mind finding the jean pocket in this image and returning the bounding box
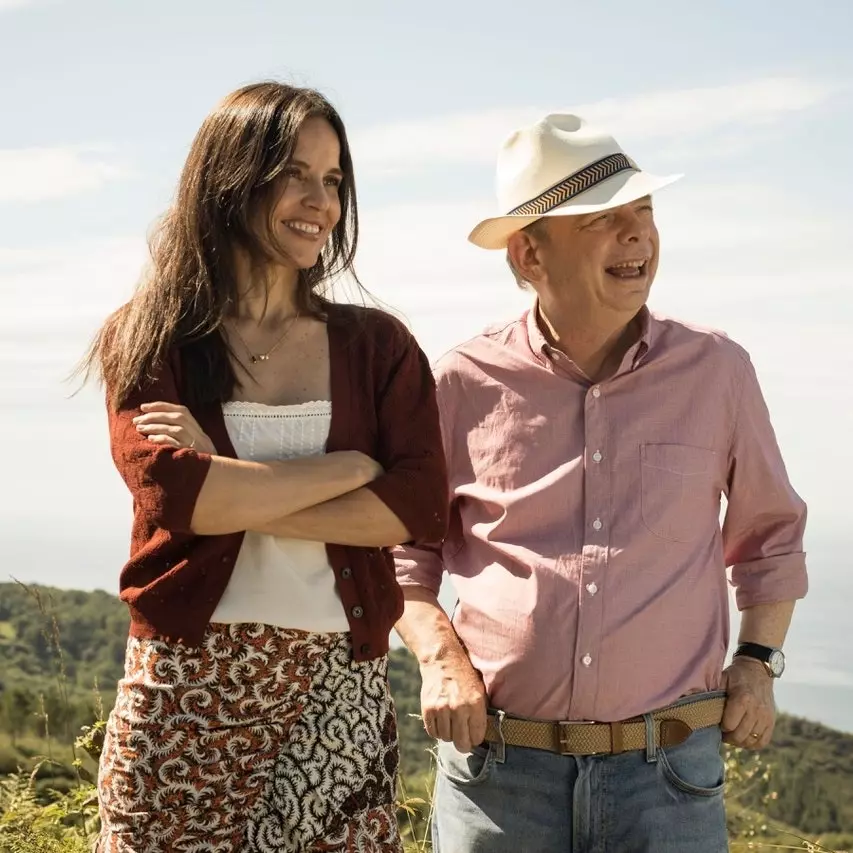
[640,444,717,543]
[657,727,726,799]
[436,740,495,787]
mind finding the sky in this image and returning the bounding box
[1,0,852,730]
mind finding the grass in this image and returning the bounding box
[0,733,54,772]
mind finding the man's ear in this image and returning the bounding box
[506,226,545,287]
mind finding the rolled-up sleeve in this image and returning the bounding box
[363,323,449,546]
[108,355,212,534]
[394,540,446,595]
[723,353,808,609]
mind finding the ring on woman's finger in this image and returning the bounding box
[189,439,196,448]
[750,732,760,739]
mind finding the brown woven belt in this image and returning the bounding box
[483,695,725,756]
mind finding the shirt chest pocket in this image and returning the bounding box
[640,444,718,543]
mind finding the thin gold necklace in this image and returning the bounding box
[230,311,301,364]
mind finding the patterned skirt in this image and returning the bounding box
[95,624,402,852]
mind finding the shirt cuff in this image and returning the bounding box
[393,545,444,596]
[139,446,212,533]
[730,552,808,610]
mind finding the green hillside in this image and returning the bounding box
[1,581,851,851]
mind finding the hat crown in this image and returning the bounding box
[496,114,627,213]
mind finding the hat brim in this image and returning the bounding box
[468,169,683,250]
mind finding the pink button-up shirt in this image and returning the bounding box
[395,305,807,723]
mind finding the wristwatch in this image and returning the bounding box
[733,642,785,678]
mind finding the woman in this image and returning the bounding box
[83,81,448,852]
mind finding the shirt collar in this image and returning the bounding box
[525,300,656,372]
[525,301,551,364]
[632,306,655,368]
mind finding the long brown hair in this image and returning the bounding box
[80,81,360,408]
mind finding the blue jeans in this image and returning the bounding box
[432,711,728,852]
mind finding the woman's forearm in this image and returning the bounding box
[253,488,411,547]
[190,452,377,535]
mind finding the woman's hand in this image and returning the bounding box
[133,402,217,454]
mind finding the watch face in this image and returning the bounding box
[768,650,786,677]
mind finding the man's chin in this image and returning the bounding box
[608,288,651,311]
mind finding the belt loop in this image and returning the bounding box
[493,710,506,764]
[609,721,625,755]
[644,712,657,764]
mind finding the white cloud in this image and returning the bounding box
[578,77,837,137]
[0,147,128,202]
[0,246,45,265]
[0,0,35,8]
[654,182,844,268]
[1,235,146,362]
[350,76,840,173]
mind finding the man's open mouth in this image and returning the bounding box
[605,259,649,279]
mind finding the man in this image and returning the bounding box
[394,113,807,852]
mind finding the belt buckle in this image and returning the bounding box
[556,720,598,755]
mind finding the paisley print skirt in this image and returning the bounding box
[95,624,402,852]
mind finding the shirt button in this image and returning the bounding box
[582,654,593,667]
[591,386,601,398]
[592,450,603,463]
[586,582,598,596]
[592,518,603,531]
[340,567,352,579]
[351,605,364,619]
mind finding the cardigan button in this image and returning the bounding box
[351,605,364,619]
[340,567,352,580]
[360,643,371,655]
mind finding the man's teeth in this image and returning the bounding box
[610,260,646,270]
[287,222,321,235]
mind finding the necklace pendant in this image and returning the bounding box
[234,310,300,367]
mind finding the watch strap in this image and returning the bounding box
[733,642,776,662]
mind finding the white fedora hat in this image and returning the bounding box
[469,113,682,250]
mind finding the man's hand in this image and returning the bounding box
[420,652,488,754]
[721,657,776,749]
